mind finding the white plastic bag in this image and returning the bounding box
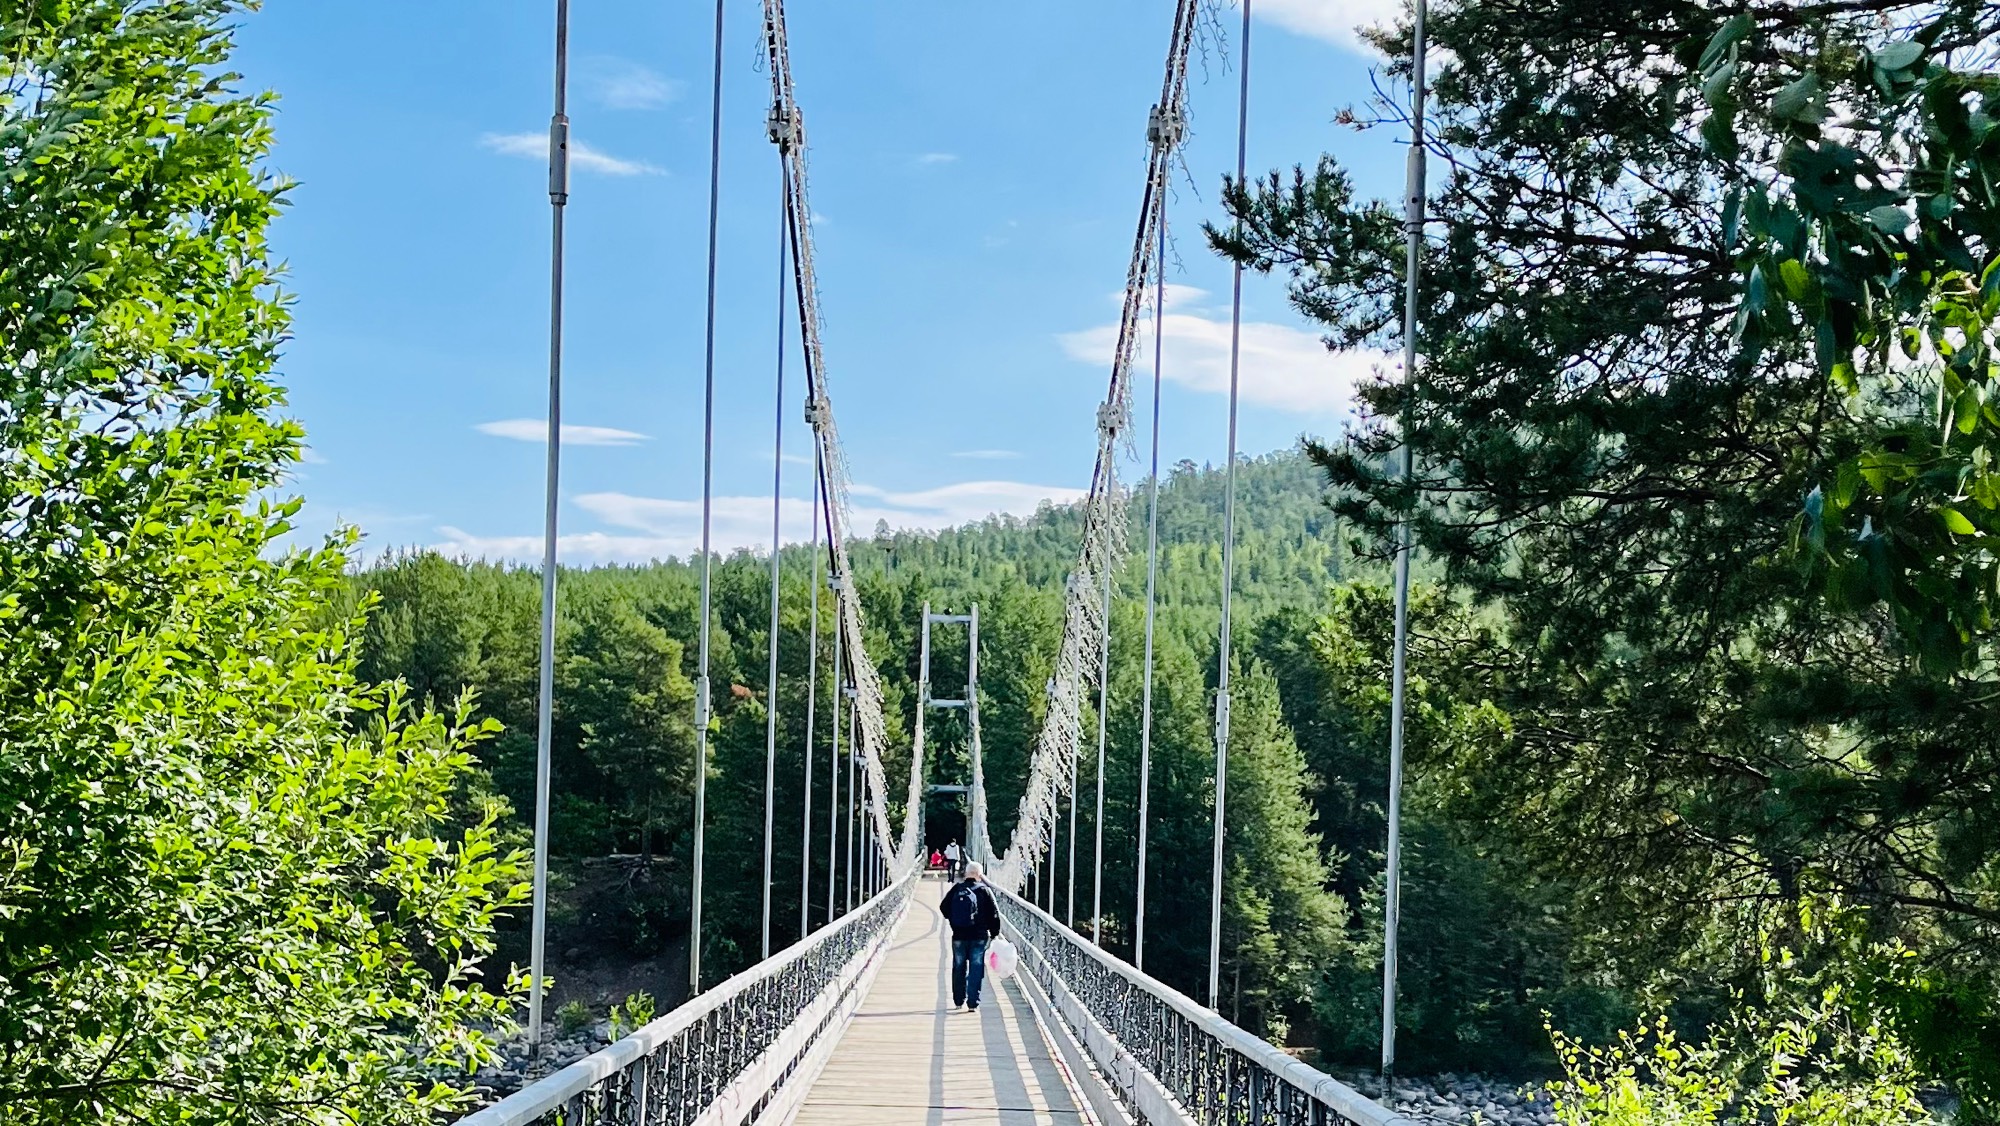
[985,937,1019,980]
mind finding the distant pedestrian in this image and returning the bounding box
[943,840,963,881]
[939,862,1001,1011]
[929,848,943,870]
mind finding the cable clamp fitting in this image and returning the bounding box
[767,103,796,151]
[548,113,571,205]
[1146,102,1184,150]
[804,396,828,430]
[1096,401,1120,434]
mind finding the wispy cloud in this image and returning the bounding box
[429,478,1086,564]
[952,449,1020,460]
[476,419,651,447]
[1255,0,1399,52]
[1060,290,1378,416]
[914,152,958,166]
[586,57,682,110]
[481,132,664,177]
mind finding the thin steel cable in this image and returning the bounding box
[526,0,570,1045]
[1383,0,1431,1081]
[1210,0,1252,1010]
[824,560,840,916]
[1066,689,1077,928]
[845,699,858,911]
[760,162,789,962]
[801,443,821,937]
[831,578,844,915]
[688,0,726,997]
[1090,566,1110,942]
[1134,203,1168,972]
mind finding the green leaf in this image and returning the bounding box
[1699,12,1754,72]
[1868,204,1911,234]
[1770,73,1821,122]
[1702,61,1739,110]
[1873,40,1924,74]
[1956,387,1982,434]
[1778,258,1812,302]
[1942,507,1977,534]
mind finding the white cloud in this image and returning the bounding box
[475,419,651,447]
[847,480,1086,526]
[481,132,664,177]
[587,58,682,110]
[915,152,958,165]
[1058,309,1380,417]
[428,478,1087,565]
[1255,0,1399,51]
[952,449,1021,460]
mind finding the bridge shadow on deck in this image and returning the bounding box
[790,876,1092,1125]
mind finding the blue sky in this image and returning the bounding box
[235,0,1405,564]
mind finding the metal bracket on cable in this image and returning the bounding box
[548,113,571,205]
[695,674,712,731]
[804,397,827,431]
[1213,688,1231,750]
[1096,401,1120,437]
[767,103,796,152]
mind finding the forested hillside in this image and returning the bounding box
[351,450,1614,1072]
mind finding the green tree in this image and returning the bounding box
[1215,660,1342,1039]
[0,3,525,1122]
[1213,0,2000,1100]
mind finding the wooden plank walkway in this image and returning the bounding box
[790,877,1095,1126]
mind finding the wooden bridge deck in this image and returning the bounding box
[790,878,1096,1125]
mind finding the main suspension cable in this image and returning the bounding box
[982,0,1202,894]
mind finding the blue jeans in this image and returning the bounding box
[951,936,989,1008]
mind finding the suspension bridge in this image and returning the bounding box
[470,0,1429,1123]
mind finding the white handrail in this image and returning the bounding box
[999,889,1416,1126]
[459,872,915,1126]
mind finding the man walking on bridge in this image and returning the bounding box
[943,839,962,881]
[940,862,1000,1011]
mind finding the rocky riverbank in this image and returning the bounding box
[1337,1071,1559,1126]
[461,1021,616,1110]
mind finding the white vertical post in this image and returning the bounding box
[1383,0,1430,1083]
[688,0,728,999]
[1209,0,1252,1011]
[527,0,570,1045]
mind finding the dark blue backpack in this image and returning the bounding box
[945,883,986,932]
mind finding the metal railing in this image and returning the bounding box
[999,889,1413,1126]
[459,872,914,1126]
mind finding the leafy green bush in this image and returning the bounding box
[610,991,657,1041]
[557,1000,594,1036]
[1548,907,1930,1126]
